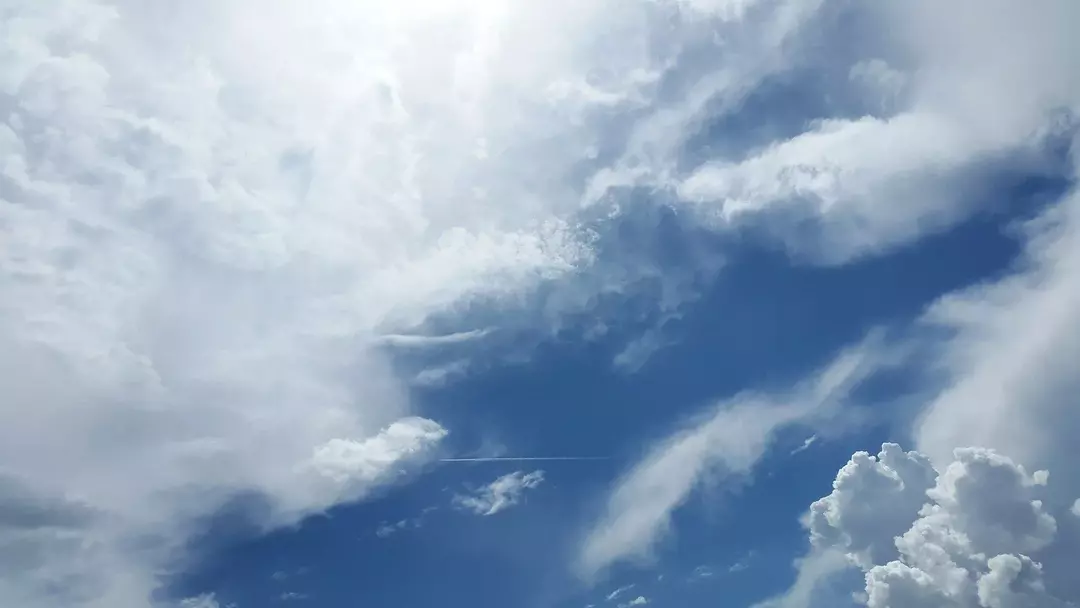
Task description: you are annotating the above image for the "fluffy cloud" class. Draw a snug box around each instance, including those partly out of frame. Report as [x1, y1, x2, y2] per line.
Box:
[577, 337, 883, 578]
[453, 470, 546, 516]
[772, 444, 1078, 608]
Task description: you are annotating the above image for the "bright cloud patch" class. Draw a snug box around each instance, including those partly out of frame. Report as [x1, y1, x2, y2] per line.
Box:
[773, 444, 1078, 607]
[453, 470, 546, 516]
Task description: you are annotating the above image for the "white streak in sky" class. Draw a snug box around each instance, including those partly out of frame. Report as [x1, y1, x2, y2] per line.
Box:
[439, 456, 609, 462]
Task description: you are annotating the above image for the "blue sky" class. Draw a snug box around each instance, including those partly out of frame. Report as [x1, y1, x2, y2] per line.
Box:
[3, 2, 1080, 608]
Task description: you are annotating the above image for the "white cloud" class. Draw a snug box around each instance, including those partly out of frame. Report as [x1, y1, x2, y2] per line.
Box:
[618, 596, 649, 608]
[606, 584, 636, 602]
[375, 508, 436, 538]
[308, 418, 447, 492]
[577, 336, 883, 579]
[763, 444, 1077, 608]
[912, 190, 1080, 485]
[791, 435, 818, 456]
[179, 595, 222, 608]
[741, 1, 1080, 604]
[807, 444, 939, 569]
[692, 565, 715, 579]
[758, 191, 1080, 607]
[453, 470, 545, 516]
[7, 1, 1079, 606]
[373, 330, 493, 350]
[671, 0, 1080, 265]
[0, 0, 750, 605]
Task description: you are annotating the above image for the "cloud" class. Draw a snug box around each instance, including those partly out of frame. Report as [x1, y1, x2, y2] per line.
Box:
[757, 190, 1080, 607]
[669, 0, 1080, 266]
[763, 444, 1079, 608]
[744, 1, 1080, 604]
[691, 565, 715, 579]
[373, 330, 493, 350]
[179, 595, 223, 608]
[308, 418, 446, 485]
[0, 0, 645, 603]
[374, 506, 437, 538]
[6, 1, 1077, 606]
[790, 435, 818, 456]
[912, 190, 1080, 484]
[2, 0, 805, 604]
[606, 584, 636, 601]
[577, 336, 883, 579]
[452, 470, 546, 516]
[618, 596, 649, 608]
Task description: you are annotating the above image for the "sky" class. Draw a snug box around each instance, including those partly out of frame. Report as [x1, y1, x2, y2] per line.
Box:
[2, 1, 1080, 607]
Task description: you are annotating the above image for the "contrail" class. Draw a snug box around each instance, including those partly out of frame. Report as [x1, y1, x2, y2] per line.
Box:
[438, 456, 609, 463]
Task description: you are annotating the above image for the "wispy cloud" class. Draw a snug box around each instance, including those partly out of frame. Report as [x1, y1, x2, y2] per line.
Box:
[605, 584, 636, 602]
[690, 565, 715, 580]
[452, 470, 546, 516]
[577, 337, 884, 578]
[375, 518, 418, 539]
[618, 596, 648, 608]
[440, 456, 608, 463]
[374, 329, 492, 349]
[374, 507, 437, 538]
[790, 435, 818, 456]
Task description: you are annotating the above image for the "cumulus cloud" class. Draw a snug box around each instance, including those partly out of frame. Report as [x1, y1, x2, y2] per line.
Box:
[453, 470, 546, 516]
[577, 336, 883, 578]
[618, 596, 649, 608]
[765, 444, 1078, 608]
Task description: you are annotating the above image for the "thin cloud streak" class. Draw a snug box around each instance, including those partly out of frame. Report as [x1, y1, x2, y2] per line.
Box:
[439, 456, 610, 463]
